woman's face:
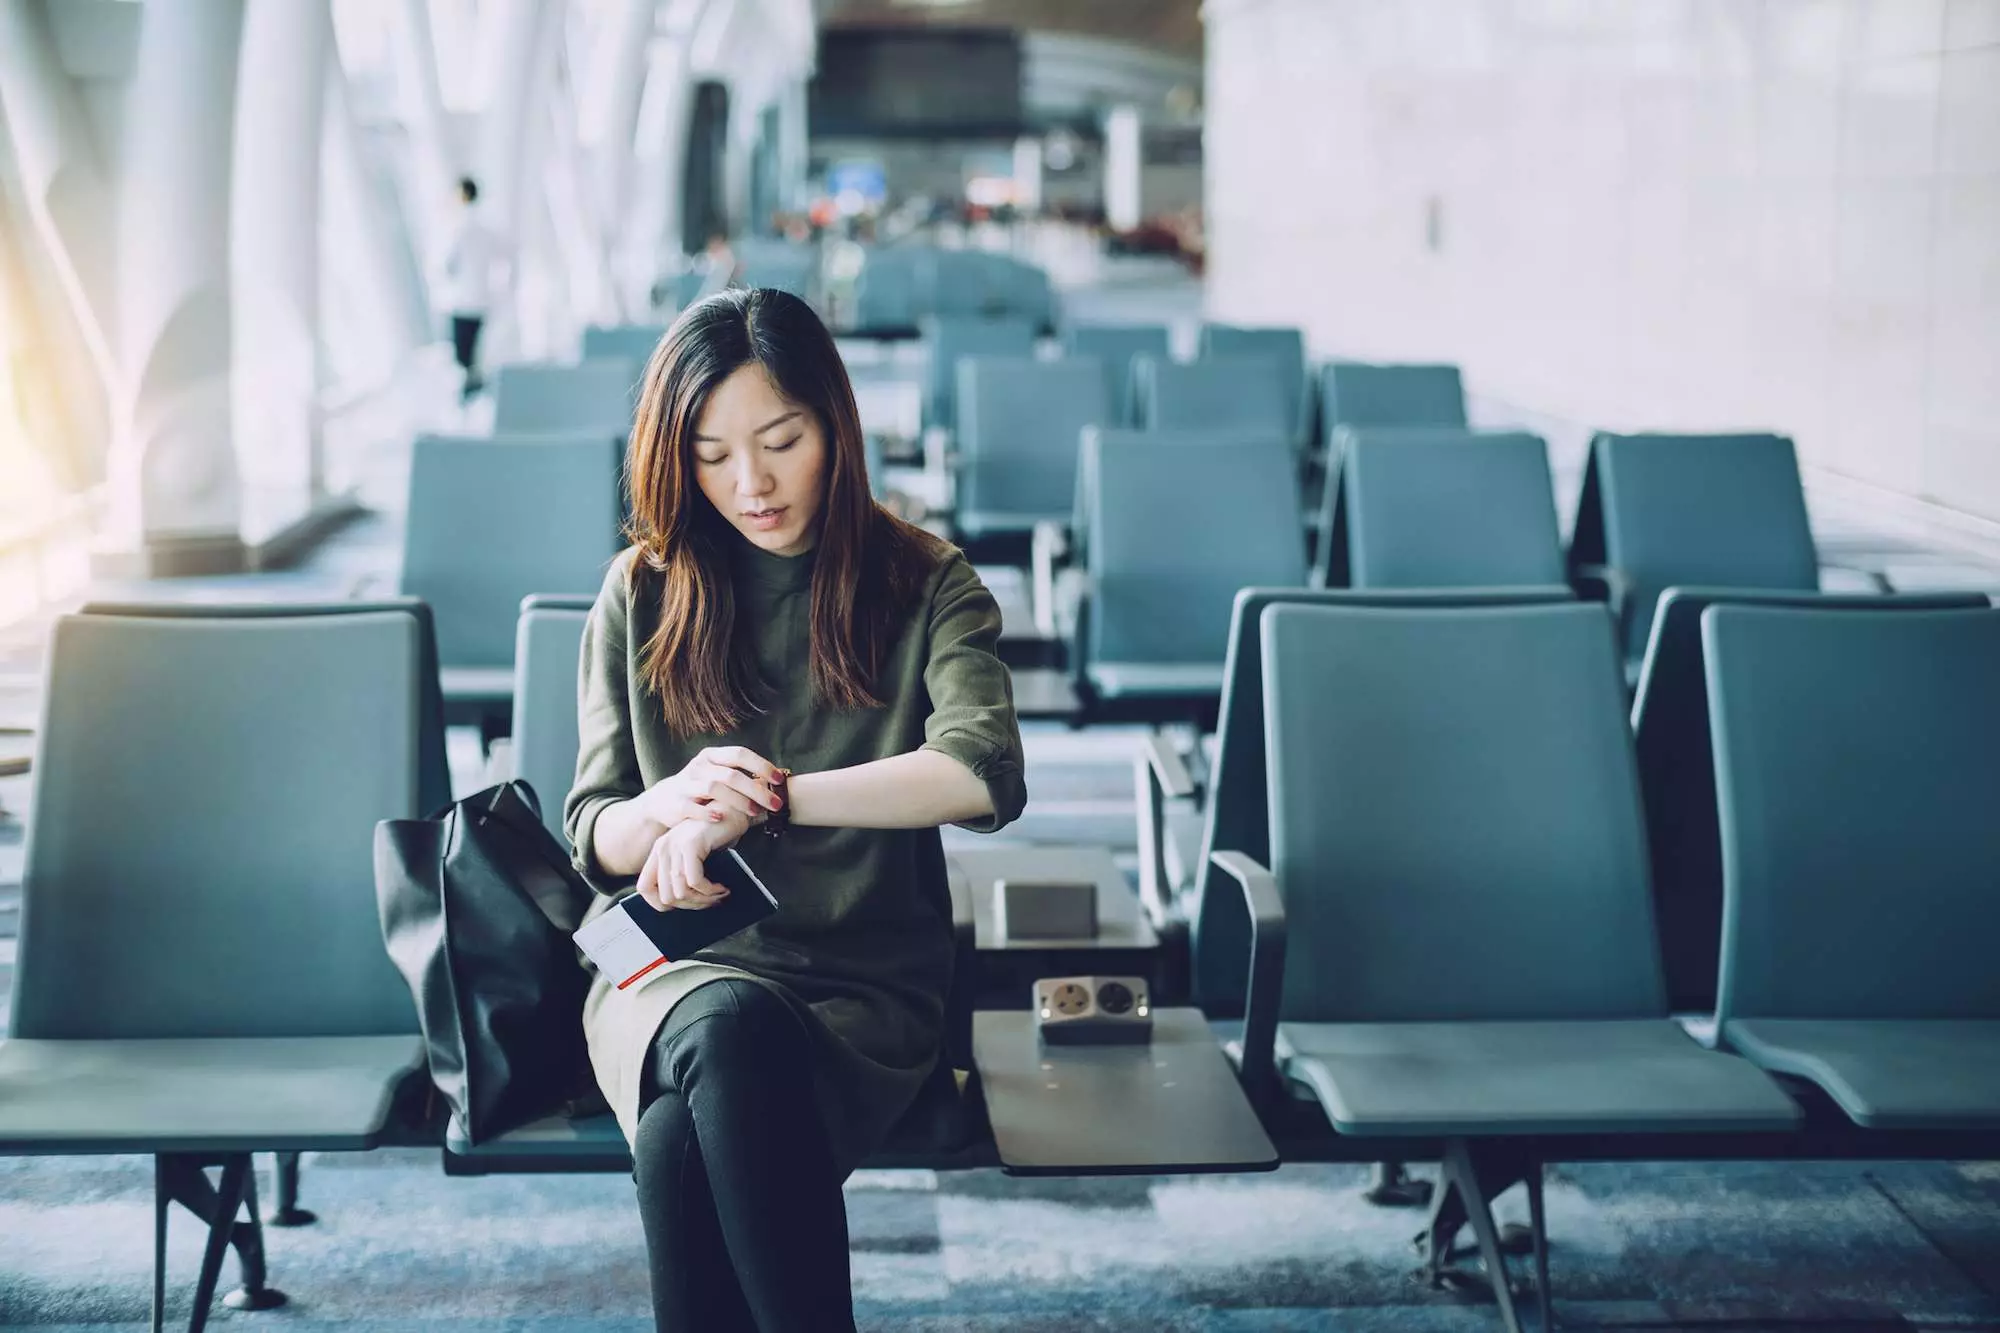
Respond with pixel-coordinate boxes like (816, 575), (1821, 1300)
(691, 363), (827, 558)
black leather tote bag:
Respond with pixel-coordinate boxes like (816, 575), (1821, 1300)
(374, 780), (597, 1144)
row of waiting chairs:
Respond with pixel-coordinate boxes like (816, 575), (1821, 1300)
(947, 340), (1462, 539)
(9, 593), (1992, 1331)
(852, 245), (1055, 336)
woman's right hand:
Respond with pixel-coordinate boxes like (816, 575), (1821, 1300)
(639, 745), (785, 830)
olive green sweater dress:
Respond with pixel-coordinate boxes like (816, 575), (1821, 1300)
(564, 537), (1027, 1174)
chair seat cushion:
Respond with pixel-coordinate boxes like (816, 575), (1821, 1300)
(1278, 1019), (1800, 1137)
(0, 1035), (425, 1153)
(1087, 663), (1225, 699)
(1723, 1018), (2000, 1130)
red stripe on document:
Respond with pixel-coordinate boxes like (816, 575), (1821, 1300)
(617, 955), (671, 990)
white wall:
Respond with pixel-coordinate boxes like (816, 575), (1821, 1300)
(1204, 0), (2000, 527)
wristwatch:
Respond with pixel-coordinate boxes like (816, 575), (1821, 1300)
(763, 768), (791, 839)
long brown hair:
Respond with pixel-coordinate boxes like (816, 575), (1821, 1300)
(624, 287), (946, 738)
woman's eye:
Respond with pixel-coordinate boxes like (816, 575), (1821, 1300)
(767, 438), (800, 453)
(697, 454), (726, 467)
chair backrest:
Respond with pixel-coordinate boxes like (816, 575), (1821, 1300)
(956, 357), (1110, 524)
(14, 608), (425, 1040)
(855, 247), (925, 329)
(1633, 588), (1988, 1015)
(513, 595), (596, 840)
(929, 249), (992, 317)
(1707, 605), (2000, 1022)
(80, 598), (453, 815)
(1570, 432), (1820, 662)
(1319, 363), (1467, 441)
(1083, 435), (1304, 669)
(920, 314), (1037, 433)
(400, 435), (625, 668)
(581, 324), (665, 365)
(1064, 324), (1171, 426)
(1323, 429), (1564, 589)
(1133, 354), (1295, 443)
(1263, 601), (1666, 1022)
(1200, 324), (1309, 438)
(493, 361), (641, 436)
(1070, 427), (1293, 568)
(1192, 586), (1576, 1013)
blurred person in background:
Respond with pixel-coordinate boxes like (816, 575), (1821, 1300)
(438, 176), (512, 402)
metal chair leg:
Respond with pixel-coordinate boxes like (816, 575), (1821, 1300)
(153, 1158), (170, 1333)
(185, 1156), (252, 1333)
(1526, 1158), (1553, 1331)
(1444, 1138), (1526, 1333)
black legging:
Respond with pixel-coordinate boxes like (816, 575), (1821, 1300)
(633, 978), (857, 1333)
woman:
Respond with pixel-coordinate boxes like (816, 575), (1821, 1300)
(564, 286), (1026, 1332)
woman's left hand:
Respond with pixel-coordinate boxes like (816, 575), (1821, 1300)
(636, 806), (753, 911)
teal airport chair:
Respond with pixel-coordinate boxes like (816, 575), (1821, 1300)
(1630, 589), (1987, 1015)
(1132, 353), (1296, 447)
(580, 324), (665, 365)
(954, 356), (1110, 541)
(919, 314), (1036, 435)
(1074, 434), (1305, 724)
(492, 360), (641, 437)
(1314, 429), (1565, 590)
(400, 434), (625, 729)
(1707, 604), (2000, 1130)
(0, 605), (431, 1330)
(1226, 601), (1798, 1330)
(1201, 324), (1310, 442)
(1566, 432), (1880, 674)
(1064, 323), (1170, 426)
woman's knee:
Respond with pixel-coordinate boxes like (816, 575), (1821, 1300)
(652, 979), (809, 1097)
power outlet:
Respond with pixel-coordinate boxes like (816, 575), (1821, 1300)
(1033, 975), (1153, 1045)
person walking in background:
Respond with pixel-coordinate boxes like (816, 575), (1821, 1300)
(439, 176), (511, 402)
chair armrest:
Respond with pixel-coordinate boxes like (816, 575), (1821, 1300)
(1207, 851), (1287, 1100)
(1133, 731), (1198, 925)
(1569, 561), (1631, 610)
(1029, 519), (1068, 640)
(1819, 560), (1895, 594)
(1141, 729), (1196, 800)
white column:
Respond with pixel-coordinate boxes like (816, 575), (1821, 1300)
(1103, 103), (1142, 233)
(591, 0), (659, 251)
(107, 0), (248, 568)
(322, 56), (428, 388)
(471, 0), (568, 362)
(234, 0), (332, 525)
(624, 0), (706, 303)
(392, 0), (459, 271)
(0, 0), (119, 386)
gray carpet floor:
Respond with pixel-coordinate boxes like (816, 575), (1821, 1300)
(4, 1149), (1999, 1329)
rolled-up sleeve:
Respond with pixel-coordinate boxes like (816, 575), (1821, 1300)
(564, 553), (644, 895)
(920, 555), (1028, 833)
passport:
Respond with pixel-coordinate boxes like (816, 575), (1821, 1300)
(572, 848), (778, 990)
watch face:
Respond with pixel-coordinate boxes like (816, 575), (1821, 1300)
(1095, 981), (1135, 1015)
